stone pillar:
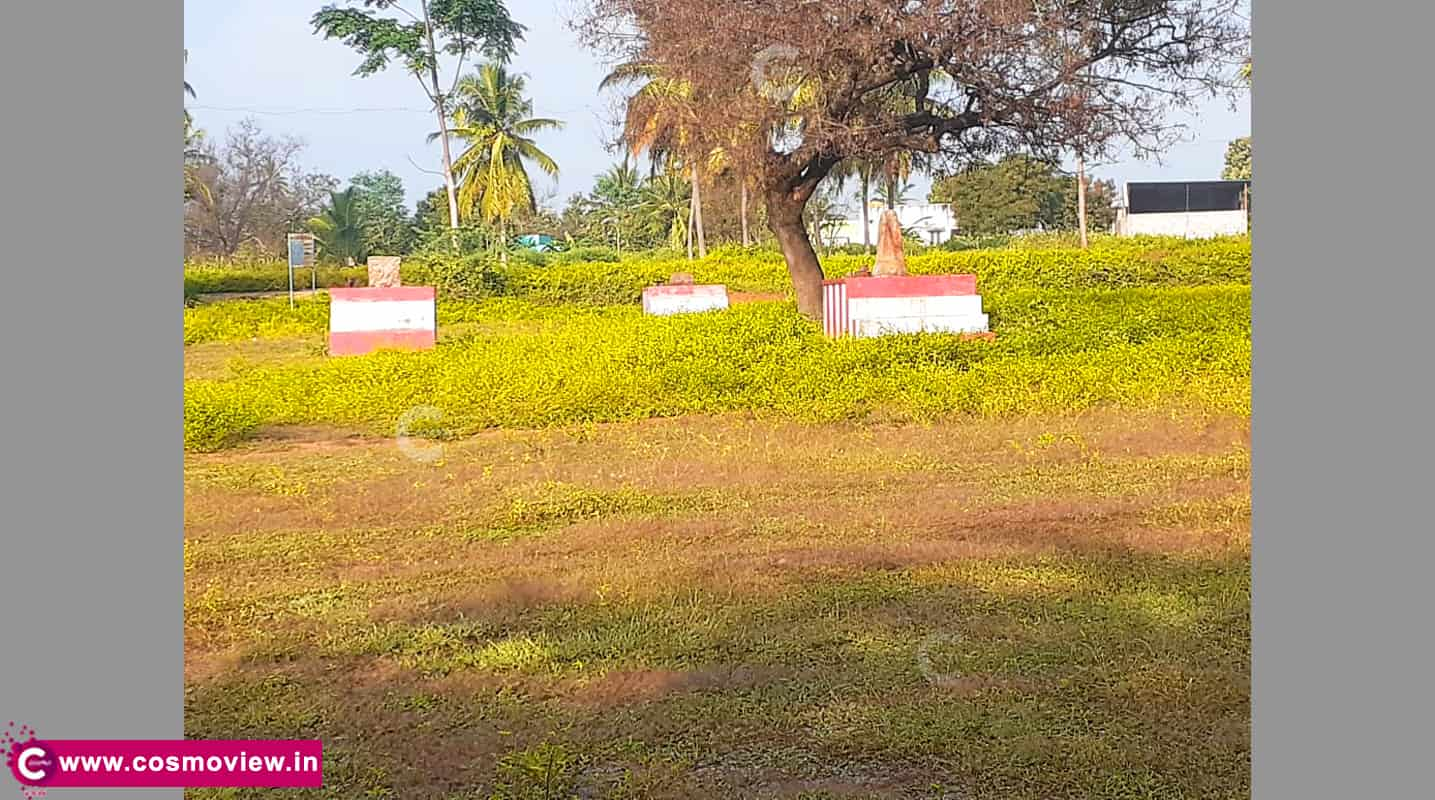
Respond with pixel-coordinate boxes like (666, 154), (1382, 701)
(872, 209), (909, 276)
(367, 256), (402, 288)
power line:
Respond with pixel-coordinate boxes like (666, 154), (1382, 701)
(189, 103), (598, 117)
(189, 104), (431, 116)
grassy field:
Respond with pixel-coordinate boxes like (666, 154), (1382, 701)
(185, 411), (1249, 799)
(184, 242), (1250, 798)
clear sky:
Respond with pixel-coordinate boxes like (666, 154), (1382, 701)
(184, 0), (1250, 211)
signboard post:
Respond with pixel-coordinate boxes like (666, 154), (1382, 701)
(286, 233), (317, 308)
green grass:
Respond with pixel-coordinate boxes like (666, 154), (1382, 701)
(184, 287), (1249, 451)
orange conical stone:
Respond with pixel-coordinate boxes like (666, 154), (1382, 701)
(872, 209), (908, 276)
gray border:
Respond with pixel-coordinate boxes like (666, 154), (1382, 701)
(1253, 1), (1432, 797)
(0, 1), (182, 797)
(4, 2), (1433, 799)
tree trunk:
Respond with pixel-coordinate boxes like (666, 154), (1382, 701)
(740, 181), (751, 248)
(686, 188), (695, 260)
(691, 162), (707, 258)
(766, 188), (824, 319)
(860, 171), (871, 252)
(420, 0), (460, 251)
(1076, 152), (1089, 249)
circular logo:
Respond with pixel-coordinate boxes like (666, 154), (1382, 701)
(396, 405), (447, 465)
(750, 43), (802, 104)
(916, 632), (966, 688)
(11, 741), (57, 786)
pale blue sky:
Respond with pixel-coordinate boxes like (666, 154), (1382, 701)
(184, 0), (1250, 211)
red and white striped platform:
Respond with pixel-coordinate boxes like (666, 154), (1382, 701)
(328, 286), (437, 356)
(642, 284), (730, 316)
(823, 274), (990, 338)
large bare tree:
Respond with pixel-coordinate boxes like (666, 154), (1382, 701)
(184, 120), (338, 258)
(577, 0), (1248, 316)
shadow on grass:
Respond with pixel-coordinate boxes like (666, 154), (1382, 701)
(187, 549), (1248, 800)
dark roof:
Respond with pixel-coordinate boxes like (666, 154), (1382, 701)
(1126, 180), (1250, 214)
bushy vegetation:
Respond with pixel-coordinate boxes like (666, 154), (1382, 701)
(185, 296), (332, 345)
(183, 262), (368, 298)
(184, 235), (1250, 304)
(184, 382), (263, 452)
(184, 285), (1248, 451)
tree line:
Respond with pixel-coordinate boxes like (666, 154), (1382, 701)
(185, 0), (1250, 281)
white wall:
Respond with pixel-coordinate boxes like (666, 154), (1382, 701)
(827, 203), (958, 246)
(1117, 210), (1248, 238)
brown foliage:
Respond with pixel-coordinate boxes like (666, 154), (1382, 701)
(578, 1), (1248, 312)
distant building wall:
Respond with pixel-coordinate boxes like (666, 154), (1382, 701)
(1116, 209), (1248, 238)
(826, 203), (958, 247)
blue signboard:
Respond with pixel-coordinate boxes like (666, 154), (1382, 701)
(288, 238), (306, 268)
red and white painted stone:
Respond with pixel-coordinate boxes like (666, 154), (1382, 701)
(641, 284), (730, 316)
(328, 286), (436, 356)
(823, 273), (989, 338)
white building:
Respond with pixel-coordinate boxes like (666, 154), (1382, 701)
(824, 201), (959, 247)
(1114, 180), (1250, 238)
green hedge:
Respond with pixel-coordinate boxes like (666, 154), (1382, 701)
(500, 237), (1251, 304)
(183, 236), (1250, 302)
(184, 286), (1250, 450)
(183, 266), (369, 297)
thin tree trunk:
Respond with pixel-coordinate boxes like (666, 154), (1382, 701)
(686, 188), (695, 260)
(1076, 152), (1089, 249)
(420, 0), (460, 251)
(740, 180), (751, 248)
(860, 171), (871, 252)
(766, 188), (824, 319)
(691, 162), (707, 258)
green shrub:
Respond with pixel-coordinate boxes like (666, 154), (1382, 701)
(407, 253), (503, 299)
(184, 296), (332, 345)
(549, 245), (620, 264)
(184, 383), (263, 452)
(183, 264), (368, 296)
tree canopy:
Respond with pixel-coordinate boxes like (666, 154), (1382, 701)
(350, 170), (414, 256)
(312, 0), (524, 77)
(313, 0), (527, 238)
(578, 0), (1249, 315)
(1222, 137), (1250, 181)
(931, 154), (1116, 235)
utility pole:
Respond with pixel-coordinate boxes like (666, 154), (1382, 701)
(1077, 152), (1089, 248)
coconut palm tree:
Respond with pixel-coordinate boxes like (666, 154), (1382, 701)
(308, 188), (368, 266)
(181, 50), (213, 204)
(592, 160), (644, 251)
(600, 61), (710, 258)
(436, 64), (562, 258)
(593, 160), (642, 208)
(831, 158), (881, 252)
(637, 170), (691, 251)
(183, 116), (213, 204)
(183, 50), (196, 124)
